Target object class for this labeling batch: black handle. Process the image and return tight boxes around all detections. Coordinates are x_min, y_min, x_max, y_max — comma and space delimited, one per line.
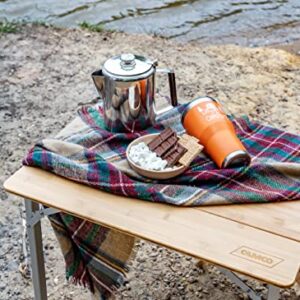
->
167, 70, 178, 107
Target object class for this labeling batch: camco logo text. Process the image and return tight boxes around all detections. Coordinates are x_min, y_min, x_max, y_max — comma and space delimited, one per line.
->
231, 246, 283, 268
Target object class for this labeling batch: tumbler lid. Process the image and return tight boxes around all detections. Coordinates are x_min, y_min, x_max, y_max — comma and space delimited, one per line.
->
181, 96, 217, 124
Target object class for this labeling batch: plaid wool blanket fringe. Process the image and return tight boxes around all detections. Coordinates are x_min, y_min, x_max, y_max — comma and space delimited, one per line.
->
23, 101, 300, 297
48, 211, 135, 298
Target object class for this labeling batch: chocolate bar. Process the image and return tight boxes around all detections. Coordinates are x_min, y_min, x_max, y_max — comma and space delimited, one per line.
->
154, 134, 178, 156
148, 128, 174, 151
162, 143, 187, 167
147, 128, 203, 168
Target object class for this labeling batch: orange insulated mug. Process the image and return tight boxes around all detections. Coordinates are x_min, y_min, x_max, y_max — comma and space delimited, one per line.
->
181, 97, 251, 168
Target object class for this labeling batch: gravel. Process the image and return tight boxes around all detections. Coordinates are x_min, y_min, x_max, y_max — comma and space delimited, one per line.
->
0, 24, 300, 300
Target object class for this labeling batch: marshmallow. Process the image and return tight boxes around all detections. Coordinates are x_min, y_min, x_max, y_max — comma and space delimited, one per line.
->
129, 142, 168, 171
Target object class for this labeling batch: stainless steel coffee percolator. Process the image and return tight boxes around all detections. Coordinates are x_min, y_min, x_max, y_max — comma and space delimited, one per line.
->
92, 53, 178, 132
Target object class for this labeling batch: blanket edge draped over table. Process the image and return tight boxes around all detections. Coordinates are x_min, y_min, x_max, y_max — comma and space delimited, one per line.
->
23, 101, 300, 297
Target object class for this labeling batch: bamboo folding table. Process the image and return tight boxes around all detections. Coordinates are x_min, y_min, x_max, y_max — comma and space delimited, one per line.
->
4, 166, 300, 300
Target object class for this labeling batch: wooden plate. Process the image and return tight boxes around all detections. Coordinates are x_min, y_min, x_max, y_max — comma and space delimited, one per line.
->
126, 134, 187, 180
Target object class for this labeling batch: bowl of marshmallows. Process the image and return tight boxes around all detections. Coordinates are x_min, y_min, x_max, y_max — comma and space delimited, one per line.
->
126, 128, 203, 180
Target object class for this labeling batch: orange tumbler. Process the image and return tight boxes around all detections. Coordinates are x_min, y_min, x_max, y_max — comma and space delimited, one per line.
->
182, 97, 251, 168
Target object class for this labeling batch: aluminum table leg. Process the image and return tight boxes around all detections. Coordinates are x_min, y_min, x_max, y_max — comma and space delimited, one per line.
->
267, 284, 280, 300
25, 200, 47, 300
218, 267, 280, 300
218, 267, 261, 300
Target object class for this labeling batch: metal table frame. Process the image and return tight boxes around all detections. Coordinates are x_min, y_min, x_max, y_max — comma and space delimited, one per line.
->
24, 199, 280, 300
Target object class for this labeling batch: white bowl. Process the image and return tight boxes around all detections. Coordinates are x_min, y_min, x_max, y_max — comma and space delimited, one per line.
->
126, 133, 187, 180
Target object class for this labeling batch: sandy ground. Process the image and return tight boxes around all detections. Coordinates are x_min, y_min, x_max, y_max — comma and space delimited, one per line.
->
1, 24, 300, 300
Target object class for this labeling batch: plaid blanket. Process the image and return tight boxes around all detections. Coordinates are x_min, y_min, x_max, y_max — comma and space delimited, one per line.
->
23, 101, 300, 296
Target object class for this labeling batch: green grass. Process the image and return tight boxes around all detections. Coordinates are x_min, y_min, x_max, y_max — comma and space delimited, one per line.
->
0, 19, 114, 35
30, 20, 52, 27
79, 21, 118, 33
79, 21, 104, 32
0, 20, 52, 35
0, 21, 18, 34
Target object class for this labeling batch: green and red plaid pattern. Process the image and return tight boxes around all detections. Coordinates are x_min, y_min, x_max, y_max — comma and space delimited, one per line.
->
24, 102, 300, 206
23, 101, 300, 296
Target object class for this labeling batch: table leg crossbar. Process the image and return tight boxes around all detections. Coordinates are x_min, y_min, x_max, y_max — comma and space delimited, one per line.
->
24, 199, 280, 300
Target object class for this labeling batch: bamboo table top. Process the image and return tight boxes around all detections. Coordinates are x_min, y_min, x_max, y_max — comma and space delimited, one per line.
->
4, 166, 300, 288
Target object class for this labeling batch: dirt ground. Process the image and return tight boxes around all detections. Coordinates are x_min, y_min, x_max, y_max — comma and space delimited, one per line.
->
1, 24, 300, 300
